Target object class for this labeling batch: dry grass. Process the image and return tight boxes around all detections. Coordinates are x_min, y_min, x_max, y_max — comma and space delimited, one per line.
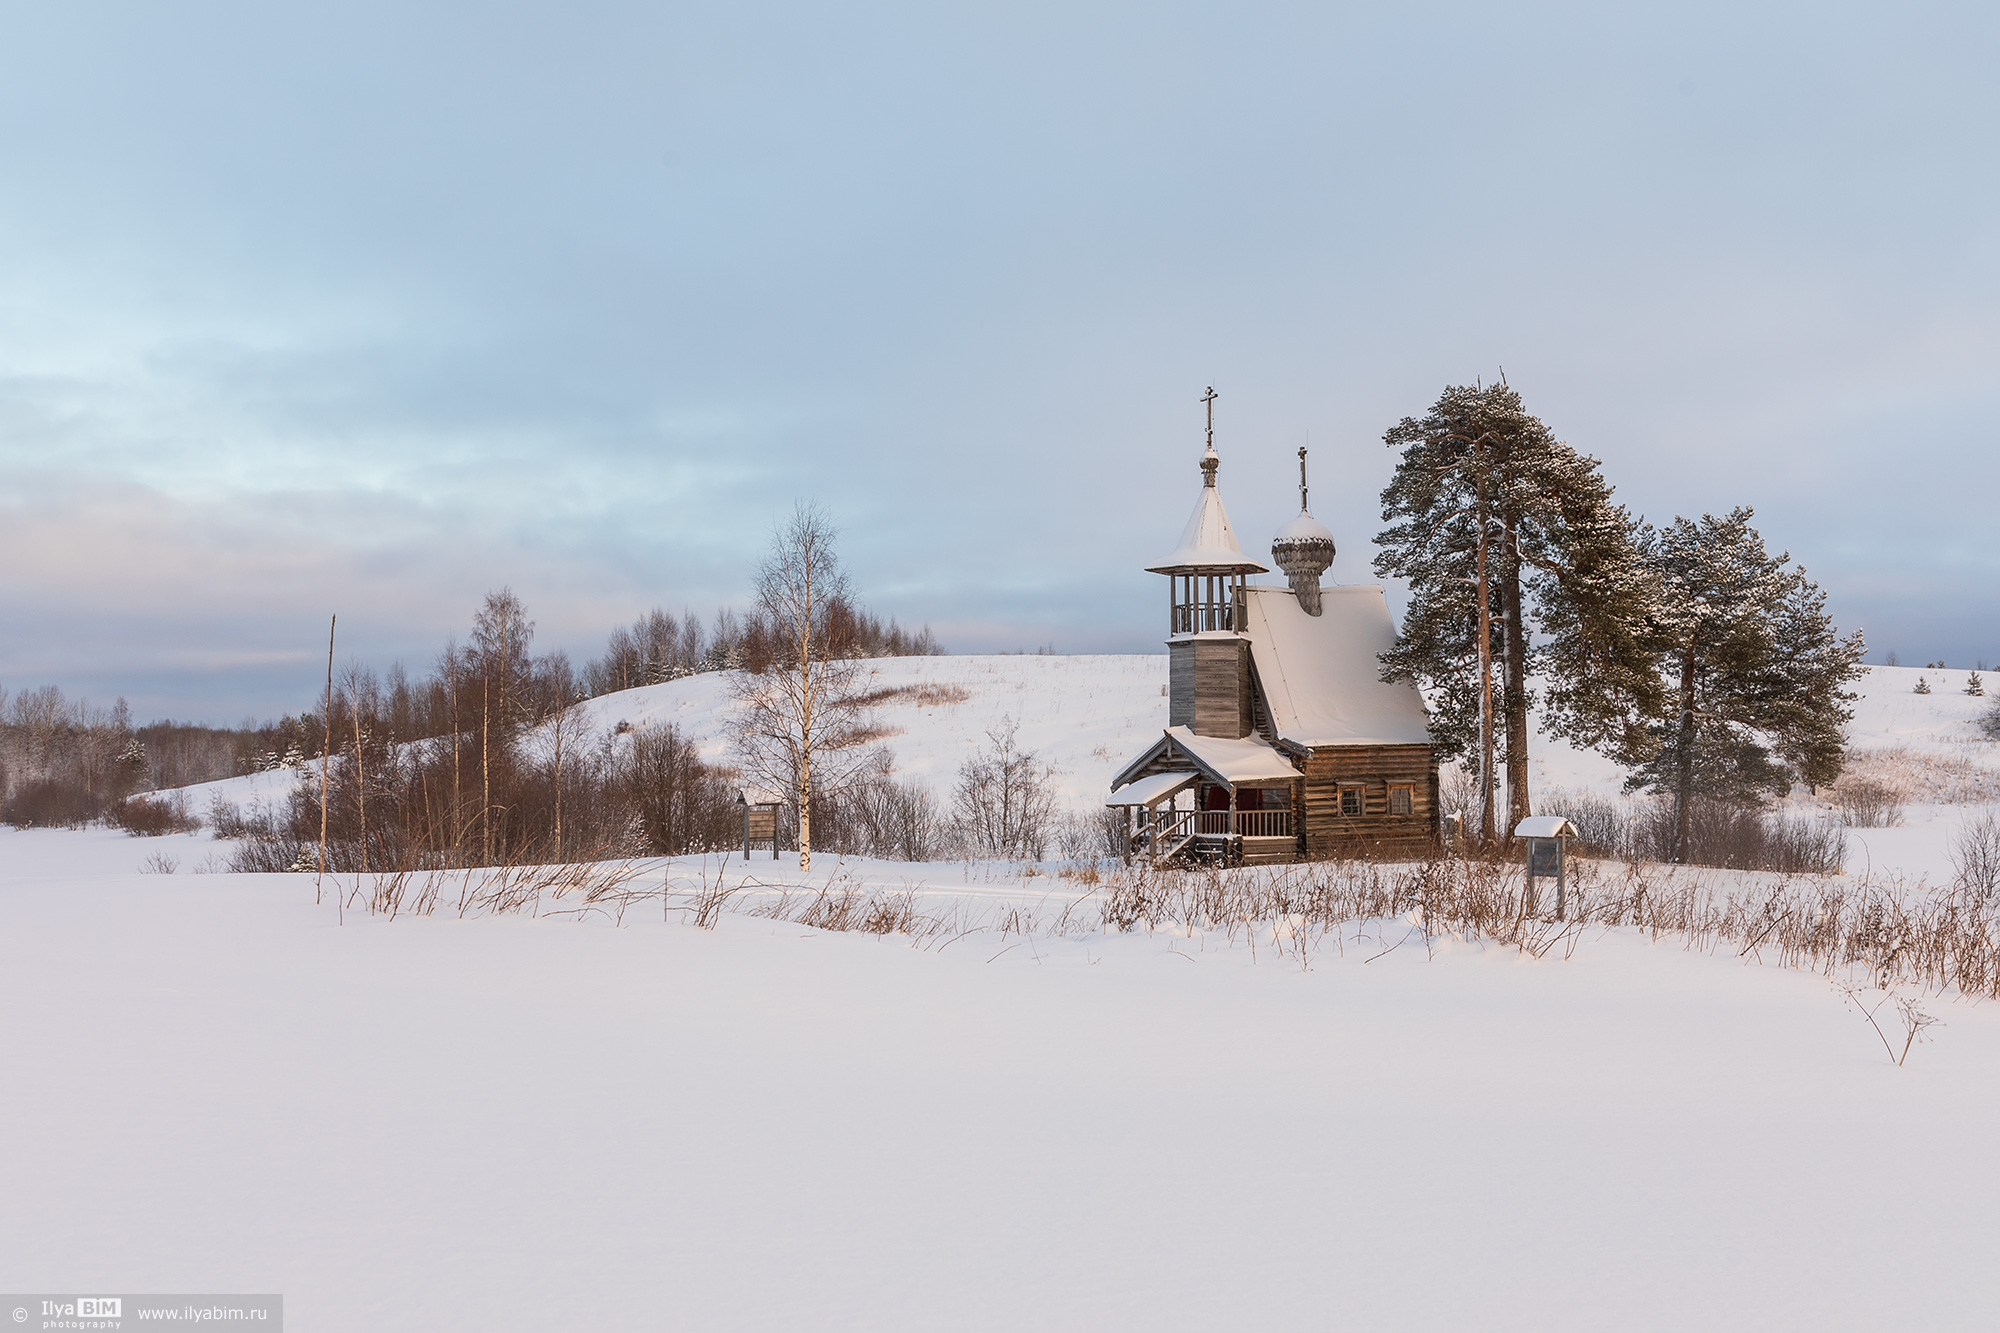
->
1097, 855, 2000, 998
333, 843, 652, 922
1835, 745, 2000, 807
845, 683, 973, 709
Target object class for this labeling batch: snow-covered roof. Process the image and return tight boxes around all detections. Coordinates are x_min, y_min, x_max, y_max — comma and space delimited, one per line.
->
1166, 727, 1303, 783
1272, 509, 1336, 548
1240, 586, 1433, 748
1103, 770, 1198, 807
1109, 726, 1302, 793
1514, 816, 1578, 839
1145, 459, 1269, 574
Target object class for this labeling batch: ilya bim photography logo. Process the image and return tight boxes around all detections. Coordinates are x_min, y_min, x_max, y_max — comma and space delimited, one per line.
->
4, 1295, 281, 1330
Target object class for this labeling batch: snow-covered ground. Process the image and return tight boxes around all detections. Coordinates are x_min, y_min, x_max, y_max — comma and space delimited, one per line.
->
8, 658, 2000, 1329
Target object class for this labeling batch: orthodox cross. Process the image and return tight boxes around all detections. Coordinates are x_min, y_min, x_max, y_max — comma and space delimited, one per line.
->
1298, 446, 1310, 512
1200, 386, 1217, 450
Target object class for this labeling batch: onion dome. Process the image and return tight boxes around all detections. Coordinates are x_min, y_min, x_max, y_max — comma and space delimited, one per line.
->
1271, 447, 1335, 615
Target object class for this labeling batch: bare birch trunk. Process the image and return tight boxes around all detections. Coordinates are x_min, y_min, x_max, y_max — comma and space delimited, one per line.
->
352, 692, 367, 877
482, 678, 492, 866
798, 555, 814, 872
319, 614, 334, 904
449, 659, 461, 863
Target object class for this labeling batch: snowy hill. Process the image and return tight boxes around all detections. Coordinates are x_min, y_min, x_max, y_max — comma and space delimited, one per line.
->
176, 654, 1181, 818
556, 653, 1171, 808
174, 656, 2000, 858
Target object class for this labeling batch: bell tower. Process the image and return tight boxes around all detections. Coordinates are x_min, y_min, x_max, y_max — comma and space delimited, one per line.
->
1144, 388, 1267, 738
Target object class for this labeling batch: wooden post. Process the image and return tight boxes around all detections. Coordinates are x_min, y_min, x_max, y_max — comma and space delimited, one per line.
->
1228, 784, 1238, 866
1556, 839, 1567, 921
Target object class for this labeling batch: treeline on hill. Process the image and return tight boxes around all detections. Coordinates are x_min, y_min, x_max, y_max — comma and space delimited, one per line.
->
1377, 378, 1871, 868
222, 583, 1111, 874
2, 591, 943, 837
221, 584, 1110, 874
0, 686, 279, 830
586, 602, 940, 694
221, 588, 954, 872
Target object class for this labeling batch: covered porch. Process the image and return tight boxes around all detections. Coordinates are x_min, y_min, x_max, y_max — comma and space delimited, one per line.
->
1107, 726, 1303, 865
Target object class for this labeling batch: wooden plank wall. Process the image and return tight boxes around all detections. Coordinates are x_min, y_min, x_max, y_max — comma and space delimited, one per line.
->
1299, 744, 1440, 859
1168, 643, 1195, 728
1167, 638, 1249, 737
1200, 639, 1251, 738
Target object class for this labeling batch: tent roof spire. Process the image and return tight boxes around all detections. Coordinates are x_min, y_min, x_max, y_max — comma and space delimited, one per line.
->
1146, 387, 1268, 575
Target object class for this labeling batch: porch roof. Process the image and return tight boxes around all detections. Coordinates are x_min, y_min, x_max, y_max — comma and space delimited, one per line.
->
1110, 726, 1303, 797
1103, 770, 1198, 808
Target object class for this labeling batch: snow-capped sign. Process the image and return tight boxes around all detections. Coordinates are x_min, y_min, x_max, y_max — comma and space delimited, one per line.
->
1517, 817, 1579, 919
1514, 816, 1578, 840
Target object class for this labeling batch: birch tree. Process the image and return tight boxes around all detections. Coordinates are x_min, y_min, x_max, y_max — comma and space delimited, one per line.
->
732, 504, 880, 870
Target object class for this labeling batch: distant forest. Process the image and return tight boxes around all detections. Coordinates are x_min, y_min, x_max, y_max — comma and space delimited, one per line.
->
0, 593, 941, 828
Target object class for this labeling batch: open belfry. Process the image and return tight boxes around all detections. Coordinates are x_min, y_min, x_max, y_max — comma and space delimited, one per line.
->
1108, 389, 1441, 863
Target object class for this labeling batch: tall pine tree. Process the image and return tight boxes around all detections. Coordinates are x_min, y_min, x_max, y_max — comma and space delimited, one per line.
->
1624, 509, 1864, 859
1376, 381, 1658, 843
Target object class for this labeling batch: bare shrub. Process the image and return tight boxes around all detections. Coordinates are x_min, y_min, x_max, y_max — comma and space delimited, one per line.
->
207, 798, 265, 839
139, 852, 179, 874
1831, 778, 1903, 828
1951, 809, 2000, 905
1981, 697, 2000, 740
229, 838, 313, 873
109, 793, 200, 837
1437, 763, 1479, 823
1535, 787, 1630, 858
1628, 798, 1844, 874
4, 779, 102, 829
1053, 807, 1125, 864
818, 770, 949, 861
953, 717, 1057, 861
625, 722, 738, 856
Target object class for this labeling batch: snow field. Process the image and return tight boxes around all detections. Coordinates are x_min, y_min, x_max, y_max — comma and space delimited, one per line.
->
11, 657, 2000, 1328
5, 837, 2000, 1330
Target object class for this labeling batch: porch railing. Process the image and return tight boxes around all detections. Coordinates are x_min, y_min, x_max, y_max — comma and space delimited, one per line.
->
1194, 810, 1293, 838
1130, 809, 1198, 860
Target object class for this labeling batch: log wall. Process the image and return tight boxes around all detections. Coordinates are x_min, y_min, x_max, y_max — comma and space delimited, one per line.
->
1298, 744, 1439, 859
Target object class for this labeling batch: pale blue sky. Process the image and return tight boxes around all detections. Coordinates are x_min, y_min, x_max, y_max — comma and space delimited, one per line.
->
3, 1, 1996, 721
